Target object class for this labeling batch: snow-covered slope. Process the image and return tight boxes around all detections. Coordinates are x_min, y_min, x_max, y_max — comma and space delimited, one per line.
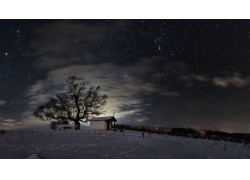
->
0, 128, 249, 159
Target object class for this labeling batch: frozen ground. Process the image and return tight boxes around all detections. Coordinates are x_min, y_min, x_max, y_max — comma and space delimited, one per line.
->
1, 126, 250, 159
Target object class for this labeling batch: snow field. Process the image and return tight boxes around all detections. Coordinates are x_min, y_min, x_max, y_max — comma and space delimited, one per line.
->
0, 129, 250, 159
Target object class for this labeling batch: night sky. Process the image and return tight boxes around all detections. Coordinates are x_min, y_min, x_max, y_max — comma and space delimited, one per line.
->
0, 19, 250, 133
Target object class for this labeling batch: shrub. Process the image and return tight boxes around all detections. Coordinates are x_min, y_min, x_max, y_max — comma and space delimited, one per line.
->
50, 121, 57, 130
0, 129, 6, 135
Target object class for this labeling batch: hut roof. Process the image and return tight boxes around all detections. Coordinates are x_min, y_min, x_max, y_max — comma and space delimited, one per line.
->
89, 116, 117, 122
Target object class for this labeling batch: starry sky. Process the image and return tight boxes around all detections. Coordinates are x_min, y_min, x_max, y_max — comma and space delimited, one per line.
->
0, 19, 250, 133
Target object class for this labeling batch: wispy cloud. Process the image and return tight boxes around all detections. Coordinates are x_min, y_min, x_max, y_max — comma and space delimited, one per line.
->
0, 100, 6, 105
2, 119, 15, 123
1, 123, 15, 126
179, 72, 250, 88
180, 74, 209, 82
212, 73, 250, 88
1, 119, 15, 126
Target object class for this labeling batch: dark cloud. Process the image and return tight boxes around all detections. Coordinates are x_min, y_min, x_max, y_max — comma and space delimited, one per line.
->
30, 21, 108, 69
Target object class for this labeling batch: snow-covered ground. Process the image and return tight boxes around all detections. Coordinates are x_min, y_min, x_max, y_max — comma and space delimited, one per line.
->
0, 126, 250, 159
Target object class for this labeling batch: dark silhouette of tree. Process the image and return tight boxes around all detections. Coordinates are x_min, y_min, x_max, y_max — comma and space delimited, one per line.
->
34, 76, 108, 130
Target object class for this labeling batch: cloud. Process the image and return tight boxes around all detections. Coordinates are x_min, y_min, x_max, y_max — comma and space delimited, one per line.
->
23, 57, 183, 125
0, 100, 6, 105
1, 119, 15, 126
8, 99, 23, 105
30, 21, 108, 69
26, 64, 158, 119
136, 118, 148, 122
179, 72, 250, 88
132, 57, 188, 78
212, 73, 250, 88
3, 119, 15, 123
1, 123, 15, 126
18, 111, 48, 125
180, 74, 209, 82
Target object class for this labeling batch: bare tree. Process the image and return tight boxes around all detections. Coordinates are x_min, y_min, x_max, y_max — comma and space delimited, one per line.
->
34, 76, 108, 130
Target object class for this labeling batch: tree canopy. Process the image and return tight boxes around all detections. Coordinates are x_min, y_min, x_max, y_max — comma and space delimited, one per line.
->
34, 76, 108, 130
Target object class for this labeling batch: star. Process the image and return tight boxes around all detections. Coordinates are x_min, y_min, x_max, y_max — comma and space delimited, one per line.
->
5, 52, 8, 56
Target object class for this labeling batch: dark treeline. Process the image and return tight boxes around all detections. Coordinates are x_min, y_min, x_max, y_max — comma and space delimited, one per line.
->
114, 124, 250, 144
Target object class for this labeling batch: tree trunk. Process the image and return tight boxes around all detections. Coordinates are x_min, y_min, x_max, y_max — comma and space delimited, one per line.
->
74, 120, 81, 130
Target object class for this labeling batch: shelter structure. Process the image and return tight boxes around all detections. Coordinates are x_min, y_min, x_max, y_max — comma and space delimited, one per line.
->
89, 116, 117, 130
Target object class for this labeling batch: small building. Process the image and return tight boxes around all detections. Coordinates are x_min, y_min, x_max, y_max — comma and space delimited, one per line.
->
89, 116, 117, 130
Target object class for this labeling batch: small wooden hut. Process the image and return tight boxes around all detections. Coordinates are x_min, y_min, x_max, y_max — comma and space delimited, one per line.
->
89, 116, 117, 130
